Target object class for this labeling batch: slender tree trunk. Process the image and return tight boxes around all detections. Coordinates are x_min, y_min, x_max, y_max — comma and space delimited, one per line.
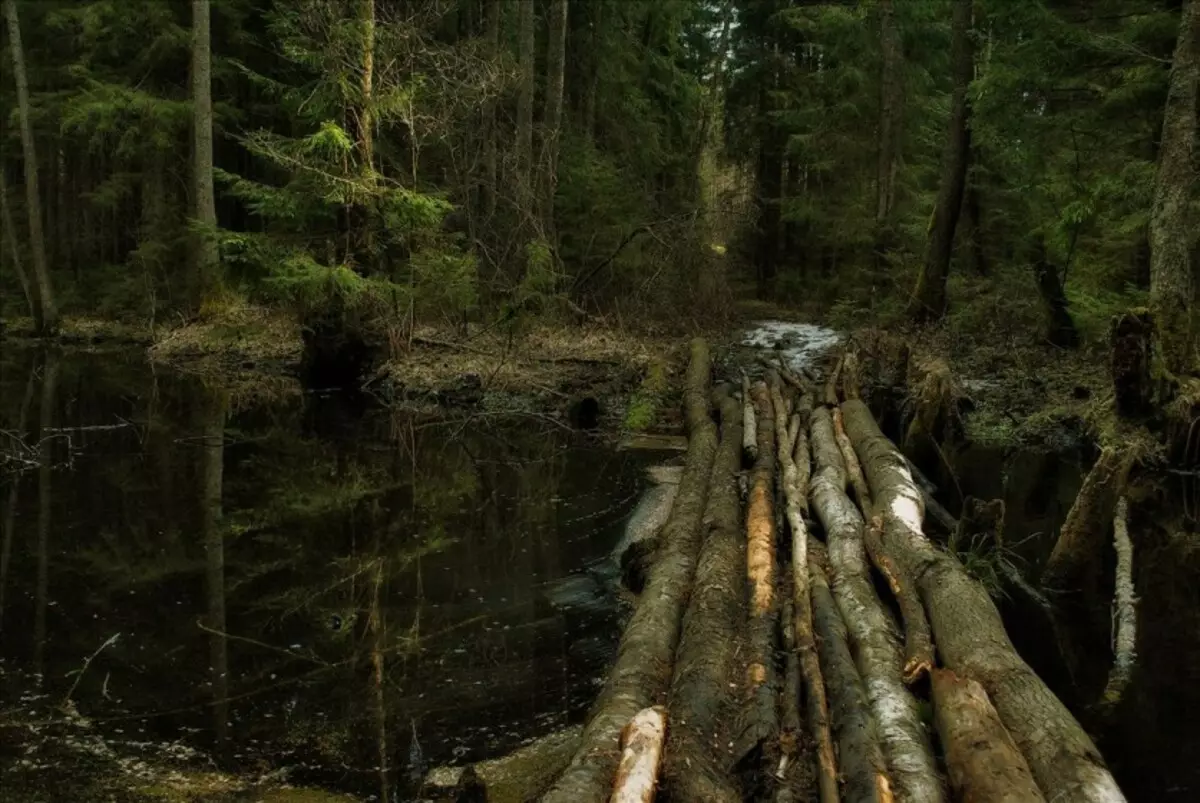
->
1149, 0, 1199, 380
539, 0, 569, 239
0, 171, 35, 320
908, 0, 974, 323
875, 0, 904, 253
191, 0, 220, 308
516, 0, 535, 219
201, 389, 228, 753
583, 1, 602, 140
357, 0, 376, 267
32, 350, 58, 685
3, 0, 58, 334
482, 0, 501, 218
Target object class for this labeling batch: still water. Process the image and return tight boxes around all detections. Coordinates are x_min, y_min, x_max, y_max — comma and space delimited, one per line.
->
0, 347, 668, 801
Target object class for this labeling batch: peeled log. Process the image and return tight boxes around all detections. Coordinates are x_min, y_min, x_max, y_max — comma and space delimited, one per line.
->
743, 371, 758, 461
842, 399, 1128, 803
611, 706, 668, 803
542, 339, 719, 803
1099, 498, 1137, 712
931, 669, 1046, 803
809, 408, 942, 803
735, 380, 779, 759
809, 538, 892, 803
663, 390, 745, 802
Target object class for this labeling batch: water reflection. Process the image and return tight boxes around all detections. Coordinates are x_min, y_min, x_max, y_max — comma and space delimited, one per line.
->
0, 346, 659, 800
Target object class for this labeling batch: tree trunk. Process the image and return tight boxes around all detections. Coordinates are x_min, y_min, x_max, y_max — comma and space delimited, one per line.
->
0, 171, 35, 320
875, 0, 904, 255
201, 388, 228, 750
515, 0, 536, 219
842, 400, 1128, 803
1032, 237, 1081, 349
809, 407, 943, 803
542, 339, 718, 803
3, 0, 58, 334
482, 0, 501, 219
539, 0, 568, 238
663, 389, 745, 803
0, 366, 37, 630
1149, 0, 1198, 380
191, 0, 220, 307
907, 0, 974, 323
611, 707, 668, 803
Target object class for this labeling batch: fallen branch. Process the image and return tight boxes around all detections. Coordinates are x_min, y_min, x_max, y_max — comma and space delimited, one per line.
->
931, 669, 1046, 803
743, 371, 758, 461
842, 399, 1128, 803
808, 538, 893, 803
1098, 497, 1136, 712
809, 408, 942, 803
611, 706, 668, 803
663, 390, 745, 802
543, 339, 719, 803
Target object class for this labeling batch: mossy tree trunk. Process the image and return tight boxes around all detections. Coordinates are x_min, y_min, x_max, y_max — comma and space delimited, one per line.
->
1149, 0, 1198, 381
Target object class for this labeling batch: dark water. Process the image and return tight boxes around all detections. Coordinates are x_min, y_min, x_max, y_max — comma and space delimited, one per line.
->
0, 346, 667, 801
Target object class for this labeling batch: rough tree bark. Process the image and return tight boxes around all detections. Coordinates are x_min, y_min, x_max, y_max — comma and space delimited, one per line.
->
808, 538, 893, 803
0, 171, 35, 320
842, 400, 1128, 803
664, 389, 745, 802
191, 0, 220, 307
539, 0, 568, 236
482, 0, 501, 219
931, 669, 1046, 803
875, 0, 904, 265
1148, 0, 1199, 380
516, 0, 536, 216
542, 339, 718, 803
809, 408, 943, 803
3, 0, 58, 334
908, 0, 974, 323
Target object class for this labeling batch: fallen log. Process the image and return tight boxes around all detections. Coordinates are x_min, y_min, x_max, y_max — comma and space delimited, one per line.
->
542, 338, 720, 803
780, 408, 838, 803
734, 380, 779, 760
842, 399, 1128, 803
1098, 497, 1137, 712
901, 456, 956, 536
663, 390, 745, 803
743, 371, 758, 461
809, 407, 943, 803
809, 538, 893, 803
423, 726, 583, 803
611, 706, 668, 803
930, 669, 1046, 803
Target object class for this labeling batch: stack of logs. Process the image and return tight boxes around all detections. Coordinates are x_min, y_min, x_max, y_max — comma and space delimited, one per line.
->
538, 338, 1128, 803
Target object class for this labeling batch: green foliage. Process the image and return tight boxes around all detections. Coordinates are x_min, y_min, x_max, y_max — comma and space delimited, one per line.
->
623, 359, 668, 432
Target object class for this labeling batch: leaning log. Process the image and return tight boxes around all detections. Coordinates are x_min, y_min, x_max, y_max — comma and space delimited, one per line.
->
611, 706, 668, 803
542, 338, 719, 803
734, 380, 779, 759
930, 669, 1046, 803
809, 538, 892, 803
663, 390, 745, 802
809, 407, 943, 803
842, 399, 1128, 803
1099, 498, 1137, 712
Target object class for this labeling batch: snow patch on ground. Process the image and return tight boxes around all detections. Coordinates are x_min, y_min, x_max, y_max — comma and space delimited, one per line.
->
739, 320, 843, 375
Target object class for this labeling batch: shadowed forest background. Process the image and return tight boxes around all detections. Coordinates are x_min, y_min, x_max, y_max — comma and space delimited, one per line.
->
1, 0, 1193, 374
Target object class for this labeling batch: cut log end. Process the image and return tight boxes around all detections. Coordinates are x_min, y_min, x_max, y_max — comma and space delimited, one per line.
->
611, 706, 668, 803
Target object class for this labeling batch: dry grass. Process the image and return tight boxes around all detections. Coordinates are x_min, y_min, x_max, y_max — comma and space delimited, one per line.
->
149, 300, 301, 365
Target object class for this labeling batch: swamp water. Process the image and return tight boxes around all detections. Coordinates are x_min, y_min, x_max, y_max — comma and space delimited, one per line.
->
0, 346, 675, 801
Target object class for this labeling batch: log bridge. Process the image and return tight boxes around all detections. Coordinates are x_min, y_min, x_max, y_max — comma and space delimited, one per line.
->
445, 337, 1131, 803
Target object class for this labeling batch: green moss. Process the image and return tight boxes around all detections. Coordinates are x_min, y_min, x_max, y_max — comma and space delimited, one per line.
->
623, 358, 668, 432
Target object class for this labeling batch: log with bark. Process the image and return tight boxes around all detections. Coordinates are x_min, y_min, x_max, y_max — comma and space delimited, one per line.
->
734, 380, 779, 762
775, 393, 838, 803
842, 399, 1128, 803
541, 338, 719, 803
424, 726, 583, 803
809, 537, 893, 803
930, 669, 1046, 803
809, 407, 943, 803
663, 389, 746, 802
611, 706, 668, 803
